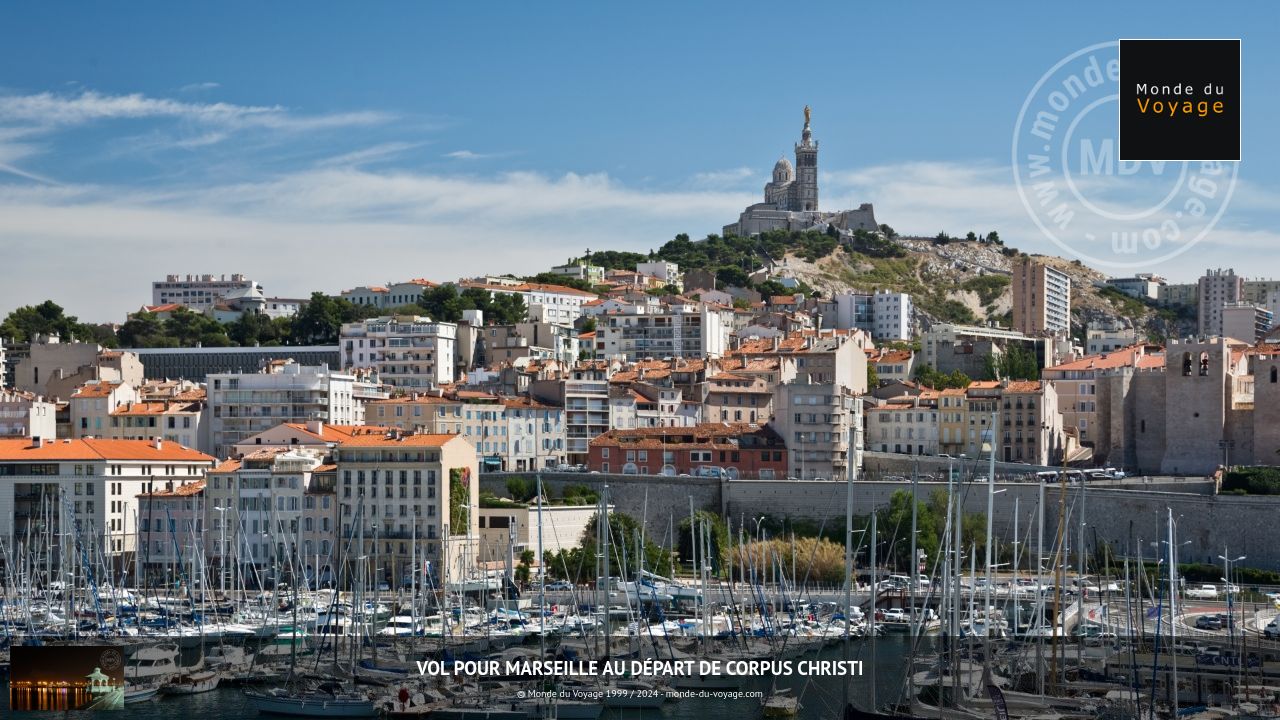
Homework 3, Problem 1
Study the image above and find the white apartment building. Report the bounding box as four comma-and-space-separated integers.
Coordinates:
152, 274, 259, 311
0, 389, 56, 439
366, 393, 567, 472
867, 397, 940, 456
339, 279, 438, 309
595, 303, 730, 361
1086, 322, 1138, 355
340, 316, 457, 389
635, 261, 681, 287
548, 262, 605, 285
208, 362, 362, 458
204, 448, 327, 584
871, 290, 913, 341
530, 365, 611, 464
0, 437, 215, 570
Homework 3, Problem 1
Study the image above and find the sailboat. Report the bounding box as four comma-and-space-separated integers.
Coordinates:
159, 668, 222, 695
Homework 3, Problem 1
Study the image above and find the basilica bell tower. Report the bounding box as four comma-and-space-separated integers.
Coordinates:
793, 105, 819, 212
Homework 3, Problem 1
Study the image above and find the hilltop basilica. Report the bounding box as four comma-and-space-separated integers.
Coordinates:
723, 106, 880, 238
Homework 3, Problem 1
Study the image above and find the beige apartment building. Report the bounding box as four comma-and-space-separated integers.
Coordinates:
1012, 257, 1071, 337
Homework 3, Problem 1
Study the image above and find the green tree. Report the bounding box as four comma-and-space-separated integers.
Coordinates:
291, 292, 350, 344
980, 344, 1040, 381
542, 511, 671, 583
867, 363, 880, 389
118, 312, 166, 347
0, 300, 97, 343
448, 468, 472, 534
913, 363, 972, 390
875, 490, 942, 572
677, 511, 730, 576
163, 308, 229, 346
419, 285, 465, 323
525, 273, 594, 293
505, 476, 536, 502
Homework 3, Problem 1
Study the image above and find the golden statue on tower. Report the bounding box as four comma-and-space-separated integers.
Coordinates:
804, 105, 811, 125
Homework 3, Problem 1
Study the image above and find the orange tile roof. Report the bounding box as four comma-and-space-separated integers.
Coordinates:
337, 432, 458, 448
1004, 380, 1043, 393
209, 459, 243, 473
1045, 344, 1165, 373
139, 479, 207, 497
875, 350, 913, 364
313, 463, 338, 473
72, 382, 122, 399
0, 438, 213, 462
143, 303, 183, 313
590, 423, 780, 449
110, 401, 200, 416
279, 423, 396, 442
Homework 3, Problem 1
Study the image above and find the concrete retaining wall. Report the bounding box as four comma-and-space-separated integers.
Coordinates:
481, 472, 1280, 570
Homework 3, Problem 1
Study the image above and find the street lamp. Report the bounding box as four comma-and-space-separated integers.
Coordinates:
1217, 552, 1246, 647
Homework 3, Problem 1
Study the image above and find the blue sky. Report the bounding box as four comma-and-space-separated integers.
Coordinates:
1, 2, 1277, 321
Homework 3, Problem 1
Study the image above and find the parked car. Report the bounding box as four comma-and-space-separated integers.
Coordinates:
1186, 584, 1220, 599
1195, 615, 1223, 630
881, 608, 907, 622
544, 580, 573, 591
1264, 618, 1279, 639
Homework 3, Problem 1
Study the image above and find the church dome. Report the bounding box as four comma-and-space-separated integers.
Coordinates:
772, 156, 794, 182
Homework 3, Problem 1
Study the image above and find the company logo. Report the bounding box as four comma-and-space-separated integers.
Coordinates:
1012, 41, 1237, 269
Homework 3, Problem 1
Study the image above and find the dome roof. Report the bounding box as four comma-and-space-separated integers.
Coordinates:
773, 156, 793, 172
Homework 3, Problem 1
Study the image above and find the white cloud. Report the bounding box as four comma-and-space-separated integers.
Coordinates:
179, 82, 221, 92
0, 90, 393, 133
688, 167, 758, 190
319, 142, 424, 168
443, 149, 513, 160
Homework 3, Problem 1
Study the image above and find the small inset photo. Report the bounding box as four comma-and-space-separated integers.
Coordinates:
9, 645, 127, 711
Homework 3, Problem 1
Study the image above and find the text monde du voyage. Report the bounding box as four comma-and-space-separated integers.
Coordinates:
1134, 82, 1229, 118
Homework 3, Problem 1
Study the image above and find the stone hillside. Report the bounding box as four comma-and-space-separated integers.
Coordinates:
772, 236, 1193, 340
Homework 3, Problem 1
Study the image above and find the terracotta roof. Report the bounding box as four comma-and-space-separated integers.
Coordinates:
142, 303, 183, 313
1044, 344, 1165, 373
111, 401, 200, 416
460, 281, 598, 298
401, 278, 437, 287
139, 479, 206, 498
500, 396, 555, 410
875, 350, 913, 364
279, 423, 397, 443
366, 394, 452, 405
72, 382, 122, 399
209, 458, 243, 473
967, 381, 1001, 390
770, 295, 799, 305
0, 438, 213, 462
1004, 380, 1043, 393
590, 423, 781, 450
313, 463, 338, 473
337, 432, 458, 448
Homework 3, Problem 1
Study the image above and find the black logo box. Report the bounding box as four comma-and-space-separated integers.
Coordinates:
1119, 39, 1240, 162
